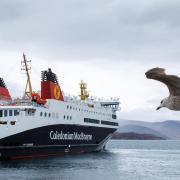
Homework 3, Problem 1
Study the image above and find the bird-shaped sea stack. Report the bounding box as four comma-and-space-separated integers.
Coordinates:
145, 67, 180, 111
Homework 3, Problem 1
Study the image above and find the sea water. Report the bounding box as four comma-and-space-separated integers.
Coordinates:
0, 140, 180, 180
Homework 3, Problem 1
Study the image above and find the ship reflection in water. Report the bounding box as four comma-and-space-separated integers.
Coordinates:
0, 140, 180, 180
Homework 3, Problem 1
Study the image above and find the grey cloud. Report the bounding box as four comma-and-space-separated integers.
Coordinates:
0, 1, 24, 21
0, 0, 180, 61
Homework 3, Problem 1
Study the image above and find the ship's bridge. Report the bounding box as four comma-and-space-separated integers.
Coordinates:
100, 100, 120, 111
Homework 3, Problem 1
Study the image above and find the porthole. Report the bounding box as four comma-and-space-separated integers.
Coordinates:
44, 112, 47, 117
70, 106, 72, 110
64, 115, 66, 119
40, 112, 43, 117
67, 116, 69, 120
70, 116, 72, 120
67, 105, 69, 109
49, 113, 51, 118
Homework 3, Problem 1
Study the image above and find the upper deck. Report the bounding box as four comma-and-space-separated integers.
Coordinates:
0, 94, 120, 112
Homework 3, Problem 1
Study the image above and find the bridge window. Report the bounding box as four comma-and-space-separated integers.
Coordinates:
101, 120, 118, 126
112, 114, 117, 119
0, 121, 7, 125
25, 109, 36, 116
84, 118, 100, 124
9, 110, 13, 116
14, 110, 19, 116
4, 110, 7, 117
0, 110, 2, 117
10, 121, 16, 125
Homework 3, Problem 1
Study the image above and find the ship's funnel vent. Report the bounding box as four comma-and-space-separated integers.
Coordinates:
0, 77, 12, 101
41, 68, 59, 85
41, 69, 64, 101
0, 78, 7, 88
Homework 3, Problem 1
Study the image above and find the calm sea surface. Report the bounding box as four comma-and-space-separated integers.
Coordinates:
0, 140, 180, 180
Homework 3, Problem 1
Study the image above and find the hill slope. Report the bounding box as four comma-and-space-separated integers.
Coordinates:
116, 120, 180, 139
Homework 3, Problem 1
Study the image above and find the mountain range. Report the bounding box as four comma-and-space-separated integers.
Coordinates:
114, 120, 180, 140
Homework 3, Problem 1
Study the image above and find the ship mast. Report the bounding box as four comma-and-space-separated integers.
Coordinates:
21, 53, 33, 99
79, 80, 89, 100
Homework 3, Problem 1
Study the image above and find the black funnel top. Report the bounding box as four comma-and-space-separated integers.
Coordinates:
0, 78, 7, 88
41, 68, 59, 85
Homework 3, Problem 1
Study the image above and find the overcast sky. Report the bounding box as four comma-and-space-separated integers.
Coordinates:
0, 0, 180, 121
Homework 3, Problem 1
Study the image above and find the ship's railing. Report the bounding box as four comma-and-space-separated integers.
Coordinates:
0, 95, 120, 111
0, 99, 43, 108
64, 94, 119, 103
63, 94, 120, 110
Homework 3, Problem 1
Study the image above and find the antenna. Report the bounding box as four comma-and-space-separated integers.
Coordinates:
79, 80, 89, 100
21, 53, 33, 99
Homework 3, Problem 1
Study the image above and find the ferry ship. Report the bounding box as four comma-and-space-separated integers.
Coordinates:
0, 54, 120, 160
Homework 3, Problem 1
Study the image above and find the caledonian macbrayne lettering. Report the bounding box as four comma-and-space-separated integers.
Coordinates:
50, 131, 93, 141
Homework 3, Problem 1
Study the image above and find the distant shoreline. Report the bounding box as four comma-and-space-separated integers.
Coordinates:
112, 132, 166, 140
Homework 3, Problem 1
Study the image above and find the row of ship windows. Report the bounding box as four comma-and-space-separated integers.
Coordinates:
0, 121, 16, 125
0, 110, 117, 124
84, 118, 118, 126
0, 110, 20, 117
0, 110, 117, 127
66, 105, 113, 118
40, 108, 116, 120
0, 110, 73, 122
0, 108, 116, 118
40, 112, 59, 119
39, 112, 72, 120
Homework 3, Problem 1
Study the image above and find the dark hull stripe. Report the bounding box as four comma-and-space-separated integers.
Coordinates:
0, 144, 99, 160
0, 124, 117, 160
10, 147, 92, 160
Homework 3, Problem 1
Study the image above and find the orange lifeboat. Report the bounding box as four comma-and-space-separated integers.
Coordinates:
31, 93, 47, 105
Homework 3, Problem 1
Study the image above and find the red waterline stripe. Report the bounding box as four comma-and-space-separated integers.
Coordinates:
11, 153, 65, 160
10, 151, 86, 160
